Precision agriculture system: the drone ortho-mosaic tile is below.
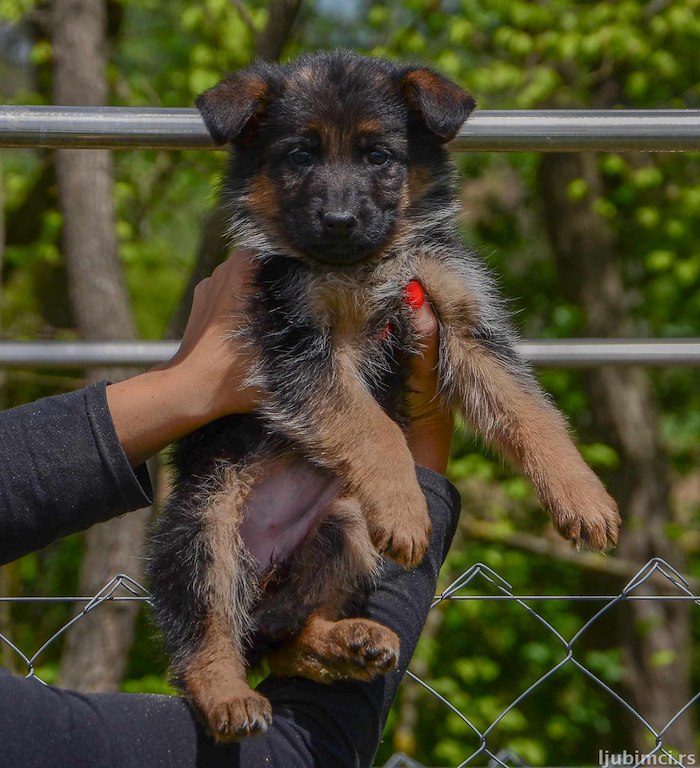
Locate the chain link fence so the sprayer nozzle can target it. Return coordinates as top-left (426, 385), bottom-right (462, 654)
top-left (1, 557), bottom-right (697, 767)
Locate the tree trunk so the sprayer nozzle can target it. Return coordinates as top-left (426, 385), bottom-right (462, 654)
top-left (169, 0), bottom-right (304, 336)
top-left (52, 0), bottom-right (150, 692)
top-left (254, 0), bottom-right (302, 61)
top-left (0, 150), bottom-right (5, 280)
top-left (538, 152), bottom-right (693, 753)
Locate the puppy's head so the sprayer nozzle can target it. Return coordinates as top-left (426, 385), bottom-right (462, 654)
top-left (197, 51), bottom-right (475, 266)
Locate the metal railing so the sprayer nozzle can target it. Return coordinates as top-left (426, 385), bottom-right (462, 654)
top-left (1, 558), bottom-right (697, 767)
top-left (1, 106), bottom-right (700, 152)
top-left (1, 108), bottom-right (698, 768)
top-left (1, 107), bottom-right (700, 368)
top-left (0, 338), bottom-right (699, 368)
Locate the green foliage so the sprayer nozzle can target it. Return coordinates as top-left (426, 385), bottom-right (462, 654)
top-left (1, 1), bottom-right (699, 765)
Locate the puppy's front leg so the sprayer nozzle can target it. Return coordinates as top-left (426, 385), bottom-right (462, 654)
top-left (263, 346), bottom-right (431, 568)
top-left (419, 259), bottom-right (620, 550)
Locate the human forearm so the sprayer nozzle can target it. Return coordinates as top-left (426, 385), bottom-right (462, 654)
top-left (105, 362), bottom-right (251, 469)
top-left (0, 383), bottom-right (152, 565)
top-left (407, 412), bottom-right (454, 475)
top-left (405, 283), bottom-right (454, 475)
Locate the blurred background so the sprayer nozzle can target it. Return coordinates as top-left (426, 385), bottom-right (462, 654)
top-left (0, 1), bottom-right (699, 765)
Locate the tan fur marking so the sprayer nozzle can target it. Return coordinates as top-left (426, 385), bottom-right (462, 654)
top-left (407, 166), bottom-right (434, 205)
top-left (303, 346), bottom-right (431, 567)
top-left (200, 465), bottom-right (259, 644)
top-left (184, 616), bottom-right (271, 741)
top-left (402, 68), bottom-right (460, 113)
top-left (207, 74), bottom-right (269, 111)
top-left (184, 617), bottom-right (248, 698)
top-left (335, 499), bottom-right (382, 582)
top-left (241, 74), bottom-right (269, 103)
top-left (245, 175), bottom-right (281, 223)
top-left (404, 68), bottom-right (444, 96)
top-left (415, 257), bottom-right (480, 327)
top-left (355, 118), bottom-right (383, 135)
top-left (268, 614), bottom-right (399, 683)
top-left (307, 278), bottom-right (371, 344)
top-left (299, 120), bottom-right (343, 159)
top-left (324, 123), bottom-right (348, 160)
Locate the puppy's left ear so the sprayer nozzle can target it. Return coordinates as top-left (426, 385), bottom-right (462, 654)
top-left (196, 71), bottom-right (271, 145)
top-left (401, 68), bottom-right (476, 142)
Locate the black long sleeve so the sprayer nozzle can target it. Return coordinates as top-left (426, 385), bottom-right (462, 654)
top-left (0, 381), bottom-right (152, 564)
top-left (0, 386), bottom-right (461, 767)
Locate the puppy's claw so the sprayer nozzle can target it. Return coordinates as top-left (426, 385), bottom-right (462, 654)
top-left (371, 514), bottom-right (432, 568)
top-left (551, 491), bottom-right (621, 553)
top-left (328, 619), bottom-right (400, 678)
top-left (205, 690), bottom-right (273, 742)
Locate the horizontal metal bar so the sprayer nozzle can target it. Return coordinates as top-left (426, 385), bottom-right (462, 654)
top-left (452, 109), bottom-right (700, 152)
top-left (1, 594), bottom-right (697, 603)
top-left (0, 596), bottom-right (149, 603)
top-left (0, 339), bottom-right (698, 368)
top-left (0, 106), bottom-right (209, 150)
top-left (0, 341), bottom-right (179, 367)
top-left (1, 106), bottom-right (699, 152)
top-left (518, 339), bottom-right (700, 367)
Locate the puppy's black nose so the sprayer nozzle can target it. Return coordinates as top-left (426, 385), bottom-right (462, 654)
top-left (321, 210), bottom-right (357, 236)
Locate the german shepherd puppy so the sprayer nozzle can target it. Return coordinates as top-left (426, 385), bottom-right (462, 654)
top-left (147, 51), bottom-right (620, 741)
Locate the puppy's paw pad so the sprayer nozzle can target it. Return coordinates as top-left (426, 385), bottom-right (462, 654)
top-left (378, 526), bottom-right (431, 568)
top-left (330, 619), bottom-right (400, 677)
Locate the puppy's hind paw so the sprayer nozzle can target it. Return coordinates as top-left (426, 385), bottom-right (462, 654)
top-left (204, 689), bottom-right (273, 742)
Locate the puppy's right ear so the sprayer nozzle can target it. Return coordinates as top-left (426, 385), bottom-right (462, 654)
top-left (195, 71), bottom-right (270, 145)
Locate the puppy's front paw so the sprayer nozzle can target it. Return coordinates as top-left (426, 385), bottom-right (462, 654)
top-left (549, 484), bottom-right (621, 552)
top-left (365, 477), bottom-right (431, 568)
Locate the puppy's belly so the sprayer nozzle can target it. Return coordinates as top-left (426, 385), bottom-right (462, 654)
top-left (240, 455), bottom-right (341, 569)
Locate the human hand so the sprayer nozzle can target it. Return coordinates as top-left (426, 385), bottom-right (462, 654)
top-left (162, 248), bottom-right (261, 421)
top-left (107, 249), bottom-right (261, 467)
top-left (404, 282), bottom-right (454, 475)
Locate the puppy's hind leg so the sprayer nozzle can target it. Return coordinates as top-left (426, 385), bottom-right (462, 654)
top-left (148, 464), bottom-right (271, 742)
top-left (266, 498), bottom-right (400, 683)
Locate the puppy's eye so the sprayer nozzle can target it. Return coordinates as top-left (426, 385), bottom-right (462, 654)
top-left (366, 148), bottom-right (391, 166)
top-left (288, 148), bottom-right (314, 167)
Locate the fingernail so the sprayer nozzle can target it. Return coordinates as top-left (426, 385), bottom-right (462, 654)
top-left (379, 322), bottom-right (395, 341)
top-left (404, 280), bottom-right (424, 311)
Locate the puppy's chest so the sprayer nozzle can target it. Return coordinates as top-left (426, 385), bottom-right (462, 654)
top-left (311, 277), bottom-right (414, 414)
top-left (253, 261), bottom-right (412, 416)
top-left (309, 280), bottom-right (399, 342)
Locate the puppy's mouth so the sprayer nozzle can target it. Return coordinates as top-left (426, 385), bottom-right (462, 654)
top-left (290, 218), bottom-right (397, 266)
top-left (256, 208), bottom-right (398, 266)
top-left (303, 238), bottom-right (380, 266)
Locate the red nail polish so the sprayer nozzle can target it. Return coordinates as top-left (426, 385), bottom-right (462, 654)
top-left (404, 280), bottom-right (424, 311)
top-left (379, 322), bottom-right (395, 341)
